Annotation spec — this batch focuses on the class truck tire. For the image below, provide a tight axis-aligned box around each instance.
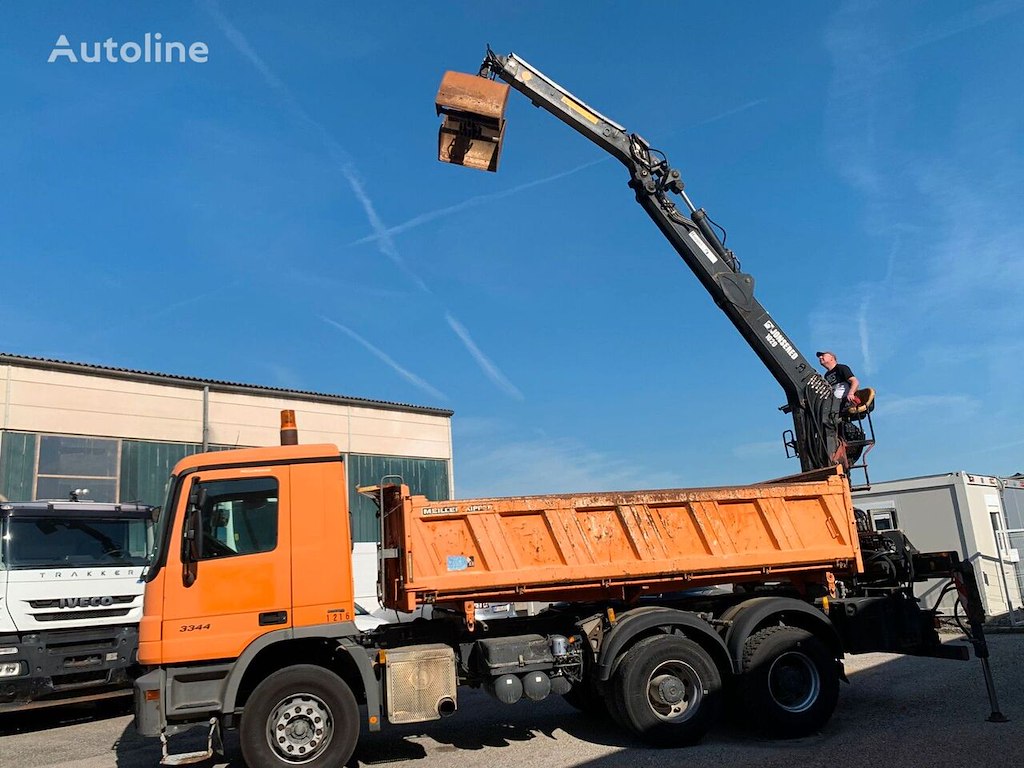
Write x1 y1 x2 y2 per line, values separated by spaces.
240 664 359 768
611 634 723 747
738 626 839 738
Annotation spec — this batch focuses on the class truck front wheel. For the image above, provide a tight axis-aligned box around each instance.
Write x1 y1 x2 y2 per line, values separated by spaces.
240 665 359 768
611 634 723 747
738 626 839 738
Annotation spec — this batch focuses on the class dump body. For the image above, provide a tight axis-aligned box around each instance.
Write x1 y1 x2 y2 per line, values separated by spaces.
381 467 862 612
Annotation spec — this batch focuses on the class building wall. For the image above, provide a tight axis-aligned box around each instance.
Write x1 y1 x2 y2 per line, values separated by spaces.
0 363 451 458
962 478 1023 616
1001 480 1024 601
0 357 453 542
854 473 1023 618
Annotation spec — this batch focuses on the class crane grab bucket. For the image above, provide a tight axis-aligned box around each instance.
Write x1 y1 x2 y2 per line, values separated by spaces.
435 70 509 172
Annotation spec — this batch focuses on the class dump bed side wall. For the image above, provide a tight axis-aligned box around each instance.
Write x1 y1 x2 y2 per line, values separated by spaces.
382 471 861 611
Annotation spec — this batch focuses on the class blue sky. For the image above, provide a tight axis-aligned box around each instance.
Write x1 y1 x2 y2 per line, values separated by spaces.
2 1 1023 496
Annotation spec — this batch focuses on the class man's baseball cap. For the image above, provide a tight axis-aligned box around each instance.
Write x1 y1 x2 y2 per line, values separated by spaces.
815 350 833 357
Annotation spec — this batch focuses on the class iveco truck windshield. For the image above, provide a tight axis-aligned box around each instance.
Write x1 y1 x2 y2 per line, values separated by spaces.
1 510 151 569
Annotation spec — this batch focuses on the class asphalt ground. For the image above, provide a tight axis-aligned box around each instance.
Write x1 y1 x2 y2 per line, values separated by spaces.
1 633 1021 768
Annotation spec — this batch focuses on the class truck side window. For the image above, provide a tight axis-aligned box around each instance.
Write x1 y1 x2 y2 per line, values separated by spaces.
196 477 278 560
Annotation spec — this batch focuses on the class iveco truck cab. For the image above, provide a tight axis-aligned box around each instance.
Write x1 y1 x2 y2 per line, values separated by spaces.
0 498 154 711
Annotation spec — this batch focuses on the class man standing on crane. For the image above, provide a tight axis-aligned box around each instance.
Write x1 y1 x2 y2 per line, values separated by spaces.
817 351 860 406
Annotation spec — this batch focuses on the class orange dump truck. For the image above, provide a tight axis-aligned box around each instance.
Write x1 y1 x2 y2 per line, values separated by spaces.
133 442 994 767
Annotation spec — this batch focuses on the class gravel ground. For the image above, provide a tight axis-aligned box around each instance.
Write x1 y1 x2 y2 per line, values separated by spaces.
1 633 1021 768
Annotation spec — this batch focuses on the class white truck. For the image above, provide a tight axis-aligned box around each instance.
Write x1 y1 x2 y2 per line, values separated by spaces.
0 498 153 711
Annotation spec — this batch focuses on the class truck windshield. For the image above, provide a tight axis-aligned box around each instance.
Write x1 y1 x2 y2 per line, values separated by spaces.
2 516 152 569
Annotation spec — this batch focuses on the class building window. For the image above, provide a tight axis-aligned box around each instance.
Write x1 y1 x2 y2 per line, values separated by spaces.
35 435 120 503
197 477 279 560
1003 486 1024 530
870 508 898 531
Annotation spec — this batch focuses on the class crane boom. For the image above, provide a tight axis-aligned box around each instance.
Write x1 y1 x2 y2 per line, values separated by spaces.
437 48 874 477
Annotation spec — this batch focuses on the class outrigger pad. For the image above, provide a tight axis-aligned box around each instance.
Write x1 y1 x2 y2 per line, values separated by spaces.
436 70 510 172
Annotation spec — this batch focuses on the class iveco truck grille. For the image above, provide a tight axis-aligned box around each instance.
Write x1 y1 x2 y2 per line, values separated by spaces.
28 595 136 609
28 595 136 621
32 608 132 621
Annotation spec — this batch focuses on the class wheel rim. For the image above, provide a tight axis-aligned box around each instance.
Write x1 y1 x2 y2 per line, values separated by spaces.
767 651 820 713
266 692 334 764
645 661 702 722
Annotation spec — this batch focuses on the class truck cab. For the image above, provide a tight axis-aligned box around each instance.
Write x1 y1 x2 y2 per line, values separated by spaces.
0 498 154 711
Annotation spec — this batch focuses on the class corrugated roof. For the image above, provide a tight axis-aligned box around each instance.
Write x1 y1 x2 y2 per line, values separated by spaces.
0 352 453 417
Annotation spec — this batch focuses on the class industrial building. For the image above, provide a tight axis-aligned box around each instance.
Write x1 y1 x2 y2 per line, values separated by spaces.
854 472 1024 621
0 353 454 542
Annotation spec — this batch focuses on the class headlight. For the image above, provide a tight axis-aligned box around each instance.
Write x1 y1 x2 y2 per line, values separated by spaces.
0 661 25 677
0 647 19 656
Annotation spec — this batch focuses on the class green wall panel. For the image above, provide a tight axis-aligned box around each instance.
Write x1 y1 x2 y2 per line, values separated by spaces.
120 441 234 509
0 431 37 502
120 441 205 509
346 454 450 543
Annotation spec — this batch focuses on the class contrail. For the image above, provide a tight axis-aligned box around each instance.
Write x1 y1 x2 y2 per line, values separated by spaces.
319 316 447 402
350 99 767 248
203 0 429 293
202 3 559 400
686 99 767 130
894 1 1024 59
85 280 242 345
445 313 524 401
857 297 873 375
351 158 608 246
202 1 304 116
338 161 432 293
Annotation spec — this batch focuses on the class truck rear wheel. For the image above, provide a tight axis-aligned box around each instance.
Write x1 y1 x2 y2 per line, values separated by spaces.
611 634 723 747
738 626 839 738
240 664 359 768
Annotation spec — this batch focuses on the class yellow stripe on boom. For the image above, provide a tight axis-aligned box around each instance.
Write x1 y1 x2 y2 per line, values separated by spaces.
561 96 599 124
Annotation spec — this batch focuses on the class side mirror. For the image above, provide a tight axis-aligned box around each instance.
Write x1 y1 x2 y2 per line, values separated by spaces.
181 484 207 586
181 507 199 563
188 484 208 510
